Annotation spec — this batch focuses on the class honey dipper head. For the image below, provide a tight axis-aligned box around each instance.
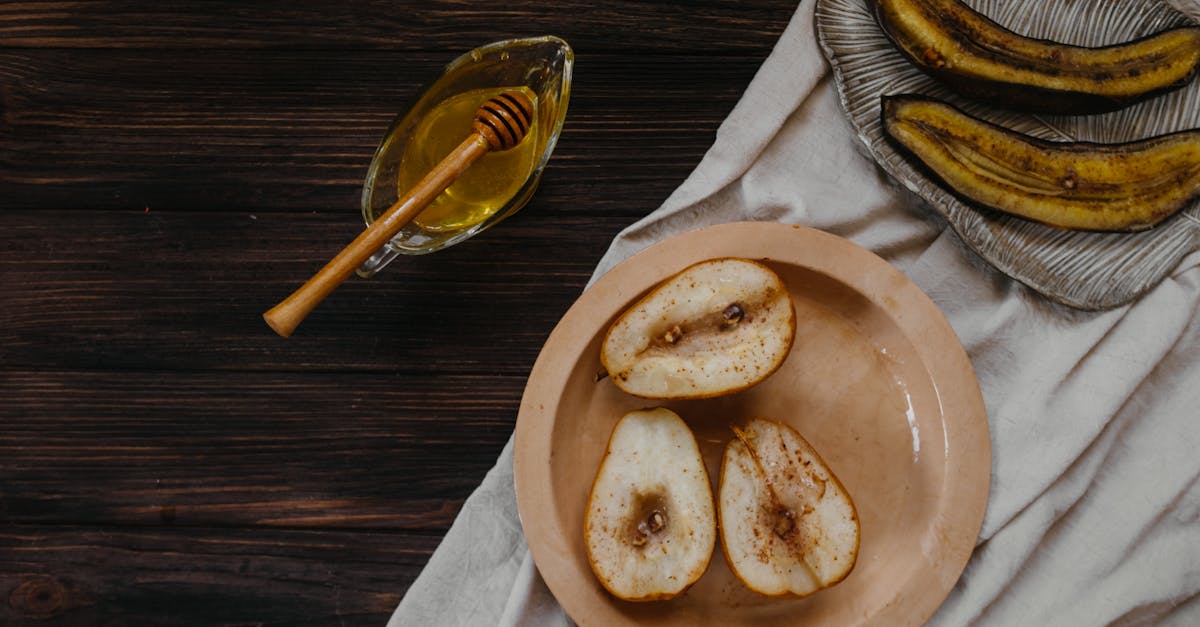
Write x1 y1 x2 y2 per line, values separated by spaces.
473 90 535 151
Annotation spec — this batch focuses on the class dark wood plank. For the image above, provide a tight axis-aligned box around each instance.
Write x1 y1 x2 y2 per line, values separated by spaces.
0 211 629 373
0 50 762 212
0 0 802 623
0 1 794 52
0 525 435 625
0 370 519 528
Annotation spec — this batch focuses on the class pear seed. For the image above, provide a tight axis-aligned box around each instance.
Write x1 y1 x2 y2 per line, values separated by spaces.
632 509 667 546
772 508 796 538
721 303 745 328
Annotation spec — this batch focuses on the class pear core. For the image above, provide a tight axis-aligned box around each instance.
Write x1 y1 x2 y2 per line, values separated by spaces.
601 258 796 400
584 408 717 601
719 419 859 597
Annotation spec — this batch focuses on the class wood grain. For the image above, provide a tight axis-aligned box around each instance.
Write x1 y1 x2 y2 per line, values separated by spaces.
0 526 439 625
0 0 798 622
0 50 763 212
0 370 520 528
0 0 794 51
0 211 626 372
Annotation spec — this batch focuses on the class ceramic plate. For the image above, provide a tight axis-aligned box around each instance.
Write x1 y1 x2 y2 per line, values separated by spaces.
514 222 990 626
815 0 1200 310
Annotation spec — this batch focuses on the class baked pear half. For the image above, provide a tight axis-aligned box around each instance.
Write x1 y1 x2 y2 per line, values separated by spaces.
601 258 795 399
584 408 717 601
719 418 859 597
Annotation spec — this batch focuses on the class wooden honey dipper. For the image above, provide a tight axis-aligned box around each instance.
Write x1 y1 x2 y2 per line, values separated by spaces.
264 90 536 337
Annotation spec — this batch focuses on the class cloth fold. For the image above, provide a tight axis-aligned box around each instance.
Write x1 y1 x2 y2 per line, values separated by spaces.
391 1 1200 624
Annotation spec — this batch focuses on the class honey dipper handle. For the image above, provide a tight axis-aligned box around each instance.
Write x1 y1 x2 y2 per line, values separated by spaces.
263 133 491 338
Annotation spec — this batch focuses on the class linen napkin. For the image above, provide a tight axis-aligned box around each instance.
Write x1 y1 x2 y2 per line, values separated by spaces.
390 1 1200 624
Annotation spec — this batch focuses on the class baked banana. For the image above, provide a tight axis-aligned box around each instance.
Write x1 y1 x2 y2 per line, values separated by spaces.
873 0 1200 114
881 94 1200 231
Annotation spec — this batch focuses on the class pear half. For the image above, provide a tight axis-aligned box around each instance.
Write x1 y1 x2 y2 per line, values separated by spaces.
584 408 717 601
719 418 859 597
601 258 796 400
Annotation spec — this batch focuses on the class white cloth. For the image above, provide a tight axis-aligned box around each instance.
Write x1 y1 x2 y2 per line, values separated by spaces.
390 1 1200 624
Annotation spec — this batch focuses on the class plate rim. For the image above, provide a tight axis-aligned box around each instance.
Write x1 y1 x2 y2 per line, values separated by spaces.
513 221 990 626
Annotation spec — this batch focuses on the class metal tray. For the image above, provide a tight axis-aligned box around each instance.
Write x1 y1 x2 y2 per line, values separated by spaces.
816 0 1200 310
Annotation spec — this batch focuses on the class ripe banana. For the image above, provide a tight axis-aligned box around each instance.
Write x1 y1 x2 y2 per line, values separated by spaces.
873 0 1200 114
881 94 1200 231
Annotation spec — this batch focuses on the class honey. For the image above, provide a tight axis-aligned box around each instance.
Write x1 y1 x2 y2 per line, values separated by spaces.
398 86 539 232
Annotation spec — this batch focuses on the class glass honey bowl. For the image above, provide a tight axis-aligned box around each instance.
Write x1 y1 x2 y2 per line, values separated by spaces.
358 36 573 276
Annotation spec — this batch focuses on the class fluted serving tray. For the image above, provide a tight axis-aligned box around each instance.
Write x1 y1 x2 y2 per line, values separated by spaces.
816 0 1200 310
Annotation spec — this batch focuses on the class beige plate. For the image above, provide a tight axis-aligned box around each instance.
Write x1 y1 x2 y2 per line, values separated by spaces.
514 222 990 626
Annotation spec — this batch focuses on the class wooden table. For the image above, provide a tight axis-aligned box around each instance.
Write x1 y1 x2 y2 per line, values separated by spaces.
0 2 796 623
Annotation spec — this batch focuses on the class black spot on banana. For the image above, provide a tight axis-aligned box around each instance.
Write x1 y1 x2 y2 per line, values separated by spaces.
873 0 1200 114
881 94 1200 232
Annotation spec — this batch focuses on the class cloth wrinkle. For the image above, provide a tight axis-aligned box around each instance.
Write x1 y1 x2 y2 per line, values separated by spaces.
390 1 1200 625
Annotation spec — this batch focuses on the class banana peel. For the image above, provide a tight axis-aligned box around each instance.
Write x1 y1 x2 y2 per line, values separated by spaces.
873 0 1200 114
881 94 1200 231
